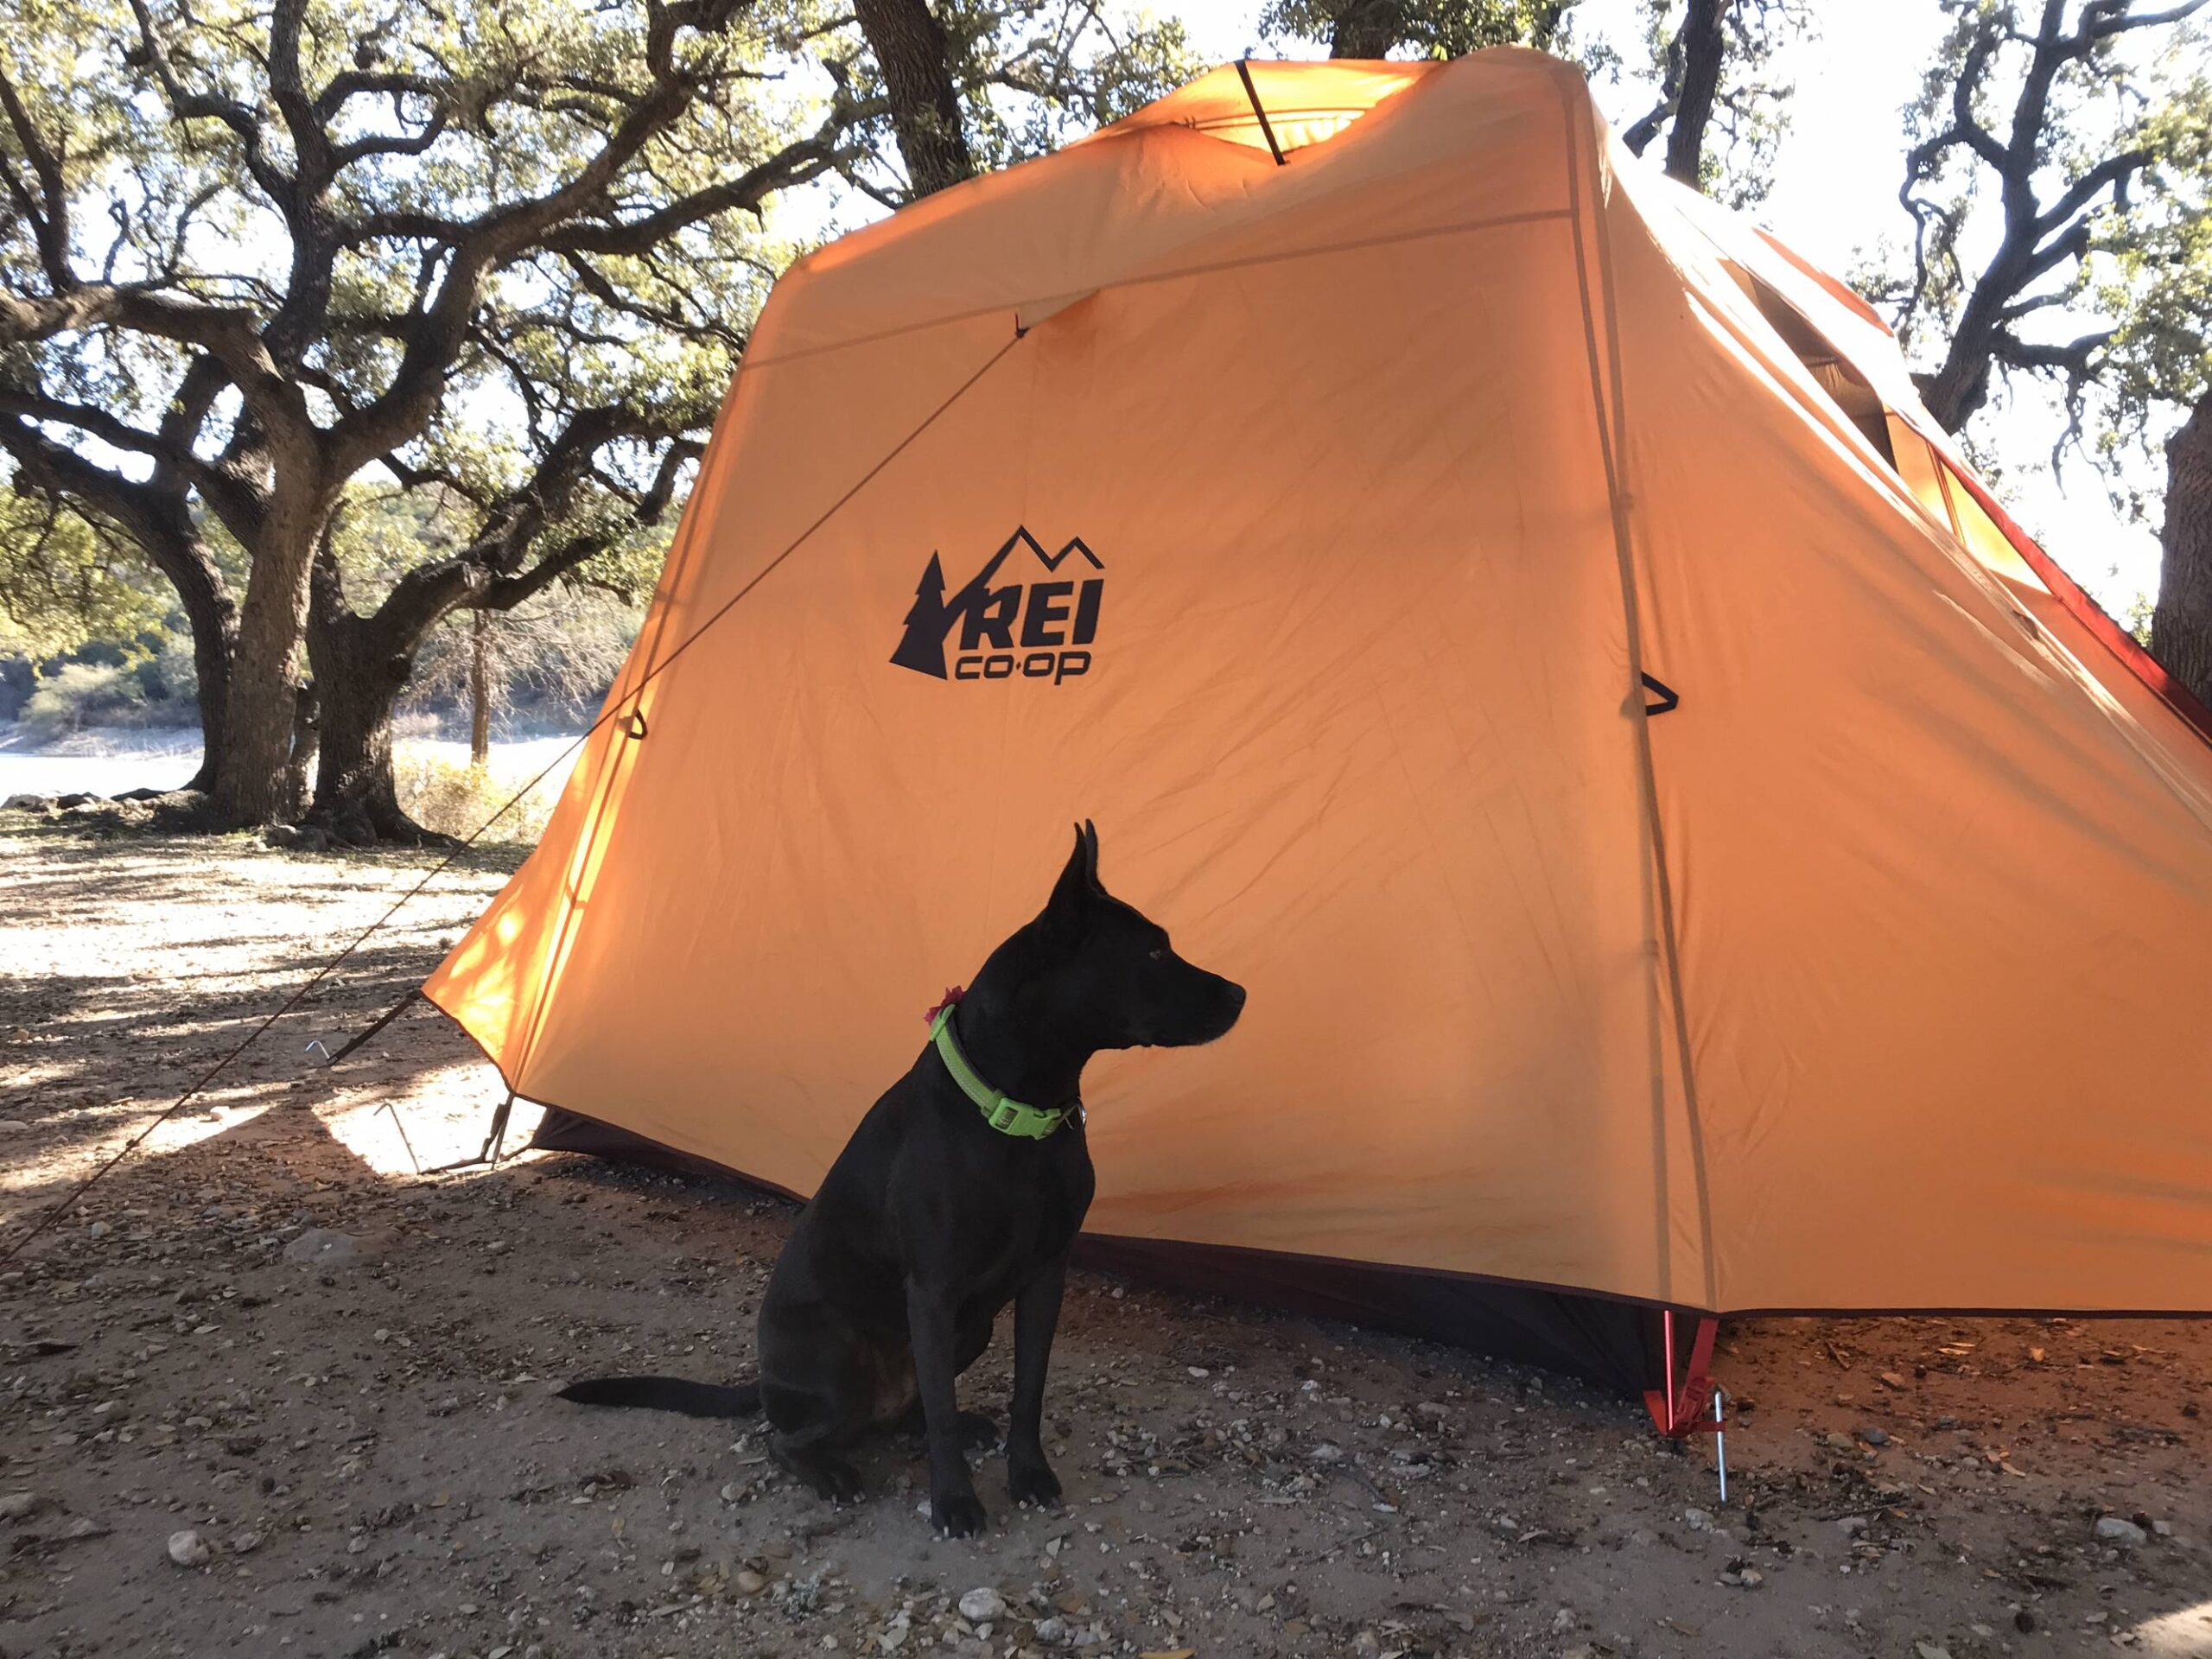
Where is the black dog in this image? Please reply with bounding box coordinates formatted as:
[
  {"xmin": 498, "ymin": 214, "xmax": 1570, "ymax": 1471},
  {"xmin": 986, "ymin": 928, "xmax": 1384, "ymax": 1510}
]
[{"xmin": 559, "ymin": 823, "xmax": 1244, "ymax": 1535}]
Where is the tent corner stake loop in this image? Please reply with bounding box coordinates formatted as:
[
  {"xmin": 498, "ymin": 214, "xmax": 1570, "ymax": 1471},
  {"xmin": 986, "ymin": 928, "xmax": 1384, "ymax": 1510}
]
[
  {"xmin": 1640, "ymin": 672, "xmax": 1681, "ymax": 716},
  {"xmin": 625, "ymin": 709, "xmax": 648, "ymax": 741}
]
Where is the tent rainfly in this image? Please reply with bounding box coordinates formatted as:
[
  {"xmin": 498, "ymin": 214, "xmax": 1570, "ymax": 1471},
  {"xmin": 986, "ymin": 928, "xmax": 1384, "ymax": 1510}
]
[{"xmin": 424, "ymin": 53, "xmax": 2212, "ymax": 1395}]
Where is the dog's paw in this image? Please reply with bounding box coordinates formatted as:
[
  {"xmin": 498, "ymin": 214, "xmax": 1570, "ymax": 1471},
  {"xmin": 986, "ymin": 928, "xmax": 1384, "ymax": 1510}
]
[
  {"xmin": 813, "ymin": 1457, "xmax": 866, "ymax": 1504},
  {"xmin": 1007, "ymin": 1457, "xmax": 1064, "ymax": 1510},
  {"xmin": 931, "ymin": 1491, "xmax": 988, "ymax": 1538}
]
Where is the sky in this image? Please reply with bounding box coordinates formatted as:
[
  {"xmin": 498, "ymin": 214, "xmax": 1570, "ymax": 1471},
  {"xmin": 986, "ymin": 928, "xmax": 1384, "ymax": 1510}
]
[{"xmin": 1136, "ymin": 0, "xmax": 2171, "ymax": 615}]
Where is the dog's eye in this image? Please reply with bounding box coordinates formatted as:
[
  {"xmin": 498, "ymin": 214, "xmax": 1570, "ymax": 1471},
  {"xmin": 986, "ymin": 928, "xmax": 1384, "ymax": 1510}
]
[{"xmin": 1147, "ymin": 948, "xmax": 1165, "ymax": 961}]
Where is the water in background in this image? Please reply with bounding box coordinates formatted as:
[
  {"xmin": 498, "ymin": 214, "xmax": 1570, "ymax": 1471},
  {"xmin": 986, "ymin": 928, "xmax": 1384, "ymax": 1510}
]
[{"xmin": 0, "ymin": 730, "xmax": 585, "ymax": 803}]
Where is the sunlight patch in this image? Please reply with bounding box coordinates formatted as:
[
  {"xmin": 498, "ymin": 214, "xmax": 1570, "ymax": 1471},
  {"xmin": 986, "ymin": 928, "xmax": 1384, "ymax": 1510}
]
[
  {"xmin": 0, "ymin": 1094, "xmax": 270, "ymax": 1197},
  {"xmin": 2133, "ymin": 1599, "xmax": 2212, "ymax": 1657},
  {"xmin": 318, "ymin": 1067, "xmax": 541, "ymax": 1179}
]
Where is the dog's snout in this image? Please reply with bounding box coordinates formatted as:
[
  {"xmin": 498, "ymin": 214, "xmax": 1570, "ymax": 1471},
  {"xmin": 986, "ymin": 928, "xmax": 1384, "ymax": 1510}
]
[{"xmin": 1224, "ymin": 980, "xmax": 1247, "ymax": 1010}]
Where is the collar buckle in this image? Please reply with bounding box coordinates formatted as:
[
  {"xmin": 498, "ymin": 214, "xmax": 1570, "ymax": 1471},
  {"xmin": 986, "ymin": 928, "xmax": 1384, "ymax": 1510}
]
[{"xmin": 930, "ymin": 1001, "xmax": 1068, "ymax": 1140}]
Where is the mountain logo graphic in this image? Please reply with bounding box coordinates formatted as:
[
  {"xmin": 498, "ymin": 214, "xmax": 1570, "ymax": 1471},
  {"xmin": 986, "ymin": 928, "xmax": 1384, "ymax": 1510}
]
[{"xmin": 891, "ymin": 527, "xmax": 1104, "ymax": 684}]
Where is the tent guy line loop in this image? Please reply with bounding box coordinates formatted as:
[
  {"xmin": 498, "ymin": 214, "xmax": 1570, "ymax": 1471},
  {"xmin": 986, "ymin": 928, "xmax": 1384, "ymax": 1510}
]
[{"xmin": 0, "ymin": 327, "xmax": 1030, "ymax": 1271}]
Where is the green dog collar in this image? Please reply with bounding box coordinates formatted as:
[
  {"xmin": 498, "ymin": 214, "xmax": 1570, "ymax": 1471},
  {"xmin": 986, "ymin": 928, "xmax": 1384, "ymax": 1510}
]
[{"xmin": 929, "ymin": 1004, "xmax": 1068, "ymax": 1140}]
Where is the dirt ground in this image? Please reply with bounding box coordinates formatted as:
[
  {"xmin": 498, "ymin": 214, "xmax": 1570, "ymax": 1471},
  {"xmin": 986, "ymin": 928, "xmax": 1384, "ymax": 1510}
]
[{"xmin": 3, "ymin": 815, "xmax": 2208, "ymax": 1659}]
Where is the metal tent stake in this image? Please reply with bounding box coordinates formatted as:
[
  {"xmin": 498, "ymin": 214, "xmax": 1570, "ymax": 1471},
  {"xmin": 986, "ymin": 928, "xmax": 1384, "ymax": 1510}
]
[
  {"xmin": 1713, "ymin": 1386, "xmax": 1727, "ymax": 1505},
  {"xmin": 428, "ymin": 1090, "xmax": 518, "ymax": 1174}
]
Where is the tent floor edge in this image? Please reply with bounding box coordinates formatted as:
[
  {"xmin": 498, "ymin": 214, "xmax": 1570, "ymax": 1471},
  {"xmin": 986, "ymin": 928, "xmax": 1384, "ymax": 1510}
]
[{"xmin": 524, "ymin": 1105, "xmax": 1672, "ymax": 1396}]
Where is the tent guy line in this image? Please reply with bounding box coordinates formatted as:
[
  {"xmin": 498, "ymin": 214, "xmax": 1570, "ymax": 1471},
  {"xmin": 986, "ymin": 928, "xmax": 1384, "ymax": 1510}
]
[{"xmin": 0, "ymin": 328, "xmax": 1031, "ymax": 1270}]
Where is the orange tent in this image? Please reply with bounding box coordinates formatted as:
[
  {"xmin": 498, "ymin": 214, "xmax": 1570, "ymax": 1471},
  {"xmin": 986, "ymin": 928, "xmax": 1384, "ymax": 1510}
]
[{"xmin": 425, "ymin": 54, "xmax": 2212, "ymax": 1386}]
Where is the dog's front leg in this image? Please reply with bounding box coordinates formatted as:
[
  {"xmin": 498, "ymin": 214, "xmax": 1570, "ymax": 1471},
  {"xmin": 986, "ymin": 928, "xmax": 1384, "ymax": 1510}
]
[
  {"xmin": 906, "ymin": 1279, "xmax": 987, "ymax": 1536},
  {"xmin": 1007, "ymin": 1251, "xmax": 1069, "ymax": 1509}
]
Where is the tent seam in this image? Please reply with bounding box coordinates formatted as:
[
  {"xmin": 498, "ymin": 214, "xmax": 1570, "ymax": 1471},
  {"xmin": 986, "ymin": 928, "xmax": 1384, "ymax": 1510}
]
[
  {"xmin": 1548, "ymin": 60, "xmax": 1720, "ymax": 1313},
  {"xmin": 747, "ymin": 208, "xmax": 1574, "ymax": 372}
]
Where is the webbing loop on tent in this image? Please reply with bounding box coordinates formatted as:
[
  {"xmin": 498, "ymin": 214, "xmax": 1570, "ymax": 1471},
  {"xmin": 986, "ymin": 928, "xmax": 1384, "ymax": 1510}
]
[
  {"xmin": 1234, "ymin": 57, "xmax": 1289, "ymax": 168},
  {"xmin": 1644, "ymin": 1309, "xmax": 1722, "ymax": 1438},
  {"xmin": 1640, "ymin": 672, "xmax": 1680, "ymax": 716},
  {"xmin": 625, "ymin": 709, "xmax": 649, "ymax": 741}
]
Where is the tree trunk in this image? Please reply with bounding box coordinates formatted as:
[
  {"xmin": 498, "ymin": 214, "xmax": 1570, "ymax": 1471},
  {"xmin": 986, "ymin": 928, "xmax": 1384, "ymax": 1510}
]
[
  {"xmin": 304, "ymin": 610, "xmax": 432, "ymax": 845},
  {"xmin": 469, "ymin": 607, "xmax": 493, "ymax": 768},
  {"xmin": 301, "ymin": 550, "xmax": 451, "ymax": 846},
  {"xmin": 853, "ymin": 0, "xmax": 976, "ymax": 199},
  {"xmin": 1664, "ymin": 0, "xmax": 1730, "ymax": 189},
  {"xmin": 207, "ymin": 507, "xmax": 325, "ymax": 829},
  {"xmin": 1330, "ymin": 0, "xmax": 1406, "ymax": 58},
  {"xmin": 2150, "ymin": 391, "xmax": 2212, "ymax": 709}
]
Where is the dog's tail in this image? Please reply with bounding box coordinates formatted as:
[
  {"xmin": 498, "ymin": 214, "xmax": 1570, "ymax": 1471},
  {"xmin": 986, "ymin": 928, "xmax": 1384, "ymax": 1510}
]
[{"xmin": 556, "ymin": 1376, "xmax": 763, "ymax": 1418}]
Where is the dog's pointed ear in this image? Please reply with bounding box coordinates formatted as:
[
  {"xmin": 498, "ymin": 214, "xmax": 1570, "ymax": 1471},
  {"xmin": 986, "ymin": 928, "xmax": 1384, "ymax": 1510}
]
[{"xmin": 1044, "ymin": 822, "xmax": 1095, "ymax": 927}]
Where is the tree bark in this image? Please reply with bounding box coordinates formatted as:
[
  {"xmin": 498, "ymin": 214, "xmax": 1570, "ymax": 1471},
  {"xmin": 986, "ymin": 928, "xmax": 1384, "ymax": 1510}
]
[
  {"xmin": 300, "ymin": 543, "xmax": 464, "ymax": 844},
  {"xmin": 853, "ymin": 0, "xmax": 976, "ymax": 199},
  {"xmin": 1664, "ymin": 0, "xmax": 1730, "ymax": 189},
  {"xmin": 303, "ymin": 604, "xmax": 432, "ymax": 844},
  {"xmin": 207, "ymin": 491, "xmax": 330, "ymax": 827},
  {"xmin": 2151, "ymin": 391, "xmax": 2212, "ymax": 709}
]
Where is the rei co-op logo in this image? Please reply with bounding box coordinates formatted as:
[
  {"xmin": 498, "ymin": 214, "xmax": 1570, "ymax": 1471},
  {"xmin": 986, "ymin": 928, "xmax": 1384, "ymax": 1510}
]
[{"xmin": 889, "ymin": 526, "xmax": 1103, "ymax": 685}]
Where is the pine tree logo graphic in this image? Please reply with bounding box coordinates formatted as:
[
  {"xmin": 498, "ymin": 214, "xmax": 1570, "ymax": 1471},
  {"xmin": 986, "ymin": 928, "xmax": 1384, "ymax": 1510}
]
[{"xmin": 890, "ymin": 529, "xmax": 1103, "ymax": 680}]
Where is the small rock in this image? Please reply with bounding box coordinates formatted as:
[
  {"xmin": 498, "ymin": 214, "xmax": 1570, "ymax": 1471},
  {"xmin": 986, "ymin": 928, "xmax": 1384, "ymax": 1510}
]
[
  {"xmin": 1351, "ymin": 1632, "xmax": 1382, "ymax": 1659},
  {"xmin": 958, "ymin": 1589, "xmax": 1007, "ymax": 1624},
  {"xmin": 2153, "ymin": 1519, "xmax": 2175, "ymax": 1537},
  {"xmin": 232, "ymin": 1530, "xmax": 264, "ymax": 1554},
  {"xmin": 1857, "ymin": 1425, "xmax": 1889, "ymax": 1446},
  {"xmin": 1915, "ymin": 1644, "xmax": 1952, "ymax": 1659},
  {"xmin": 2094, "ymin": 1516, "xmax": 2147, "ymax": 1547},
  {"xmin": 1683, "ymin": 1507, "xmax": 1712, "ymax": 1531},
  {"xmin": 1033, "ymin": 1616, "xmax": 1071, "ymax": 1647},
  {"xmin": 1837, "ymin": 1514, "xmax": 1872, "ymax": 1536},
  {"xmin": 0, "ymin": 1492, "xmax": 40, "ymax": 1520},
  {"xmin": 734, "ymin": 1568, "xmax": 768, "ymax": 1595},
  {"xmin": 264, "ymin": 823, "xmax": 302, "ymax": 849},
  {"xmin": 167, "ymin": 1529, "xmax": 212, "ymax": 1567},
  {"xmin": 54, "ymin": 791, "xmax": 95, "ymax": 809},
  {"xmin": 3, "ymin": 793, "xmax": 53, "ymax": 811},
  {"xmin": 282, "ymin": 1228, "xmax": 358, "ymax": 1268},
  {"xmin": 1308, "ymin": 1443, "xmax": 1344, "ymax": 1464},
  {"xmin": 0, "ymin": 1119, "xmax": 27, "ymax": 1135}
]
